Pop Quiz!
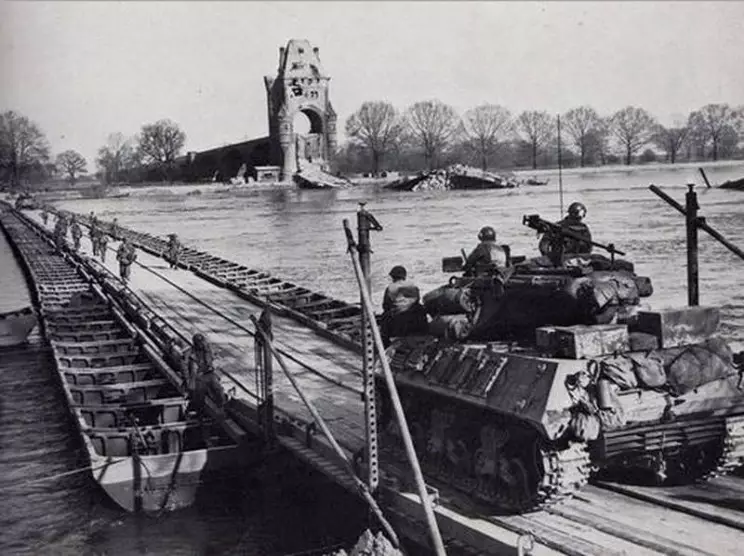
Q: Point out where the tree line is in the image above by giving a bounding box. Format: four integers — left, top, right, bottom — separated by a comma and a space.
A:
340, 101, 744, 175
0, 111, 185, 188
2, 101, 742, 188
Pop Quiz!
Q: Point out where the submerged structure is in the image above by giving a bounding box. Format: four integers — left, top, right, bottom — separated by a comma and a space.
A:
377, 212, 744, 513
387, 165, 520, 192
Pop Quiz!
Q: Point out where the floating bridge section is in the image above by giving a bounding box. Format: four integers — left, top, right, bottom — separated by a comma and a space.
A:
6, 203, 744, 555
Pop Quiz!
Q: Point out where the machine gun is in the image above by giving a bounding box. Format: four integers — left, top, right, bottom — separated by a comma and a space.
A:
522, 214, 625, 265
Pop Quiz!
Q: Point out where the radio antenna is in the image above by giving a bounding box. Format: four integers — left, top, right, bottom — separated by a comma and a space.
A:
557, 114, 564, 218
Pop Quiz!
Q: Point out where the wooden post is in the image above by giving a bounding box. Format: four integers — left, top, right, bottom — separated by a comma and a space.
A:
685, 184, 699, 306
254, 309, 274, 441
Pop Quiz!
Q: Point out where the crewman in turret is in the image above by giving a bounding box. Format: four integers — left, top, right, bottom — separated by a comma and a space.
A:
166, 233, 182, 269
380, 265, 428, 347
70, 218, 83, 251
116, 238, 137, 282
539, 202, 593, 257
463, 226, 508, 277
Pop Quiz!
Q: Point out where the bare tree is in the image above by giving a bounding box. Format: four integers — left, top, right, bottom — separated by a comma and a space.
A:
56, 150, 87, 184
652, 124, 689, 164
610, 106, 656, 165
461, 104, 512, 171
345, 101, 403, 176
517, 110, 554, 170
562, 106, 602, 167
0, 110, 50, 188
688, 104, 740, 161
96, 132, 139, 183
404, 100, 460, 170
137, 119, 186, 180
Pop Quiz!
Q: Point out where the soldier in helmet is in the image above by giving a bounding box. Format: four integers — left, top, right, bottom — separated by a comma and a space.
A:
463, 226, 508, 277
559, 202, 592, 254
380, 265, 428, 347
539, 201, 593, 258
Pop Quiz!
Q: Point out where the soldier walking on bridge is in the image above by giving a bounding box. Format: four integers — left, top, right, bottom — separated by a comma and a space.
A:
116, 238, 137, 282
98, 230, 109, 263
41, 207, 49, 226
70, 218, 83, 251
110, 218, 121, 241
185, 333, 227, 446
166, 233, 182, 269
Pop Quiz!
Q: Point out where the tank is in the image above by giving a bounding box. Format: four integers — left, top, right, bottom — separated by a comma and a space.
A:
376, 214, 744, 514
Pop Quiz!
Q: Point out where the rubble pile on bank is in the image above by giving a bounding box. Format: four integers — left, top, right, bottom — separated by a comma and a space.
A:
294, 163, 353, 189
326, 529, 403, 556
387, 164, 520, 192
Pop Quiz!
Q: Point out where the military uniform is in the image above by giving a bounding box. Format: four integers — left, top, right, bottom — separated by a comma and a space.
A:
463, 240, 508, 276
116, 241, 137, 282
381, 277, 428, 346
166, 235, 181, 269
70, 222, 82, 251
558, 215, 592, 254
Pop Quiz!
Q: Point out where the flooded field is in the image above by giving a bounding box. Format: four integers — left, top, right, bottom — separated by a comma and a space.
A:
5, 161, 744, 555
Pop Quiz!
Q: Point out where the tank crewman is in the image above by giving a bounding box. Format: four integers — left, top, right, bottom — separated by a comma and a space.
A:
559, 202, 592, 254
98, 229, 109, 263
381, 265, 428, 347
166, 233, 182, 269
116, 238, 137, 282
70, 219, 83, 251
538, 202, 593, 258
463, 226, 508, 277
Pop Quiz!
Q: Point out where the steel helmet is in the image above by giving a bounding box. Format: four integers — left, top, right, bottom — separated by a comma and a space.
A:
568, 202, 587, 219
389, 265, 407, 280
478, 226, 496, 241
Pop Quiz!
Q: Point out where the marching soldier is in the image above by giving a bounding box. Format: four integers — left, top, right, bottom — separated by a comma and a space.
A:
166, 233, 182, 269
98, 230, 109, 263
70, 218, 83, 251
110, 218, 121, 241
116, 238, 137, 282
41, 207, 49, 226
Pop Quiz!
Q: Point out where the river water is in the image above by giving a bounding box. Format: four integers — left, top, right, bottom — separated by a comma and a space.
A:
4, 161, 744, 555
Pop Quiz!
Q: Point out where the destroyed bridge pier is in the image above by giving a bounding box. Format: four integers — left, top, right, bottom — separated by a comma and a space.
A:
2, 198, 744, 556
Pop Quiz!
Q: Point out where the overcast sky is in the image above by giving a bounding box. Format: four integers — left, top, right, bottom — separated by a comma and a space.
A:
2, 1, 743, 166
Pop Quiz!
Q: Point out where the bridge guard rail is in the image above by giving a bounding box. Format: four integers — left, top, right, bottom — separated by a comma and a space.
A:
649, 184, 744, 306
343, 217, 447, 556
250, 311, 400, 548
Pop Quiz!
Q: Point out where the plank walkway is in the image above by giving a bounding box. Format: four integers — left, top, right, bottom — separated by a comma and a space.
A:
9, 204, 744, 555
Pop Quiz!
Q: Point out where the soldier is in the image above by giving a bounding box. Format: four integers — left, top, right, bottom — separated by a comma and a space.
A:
165, 233, 181, 269
70, 218, 83, 251
41, 207, 49, 226
380, 265, 428, 347
98, 230, 109, 263
539, 202, 593, 257
110, 217, 121, 241
116, 238, 137, 282
463, 226, 508, 277
53, 216, 67, 252
185, 333, 227, 445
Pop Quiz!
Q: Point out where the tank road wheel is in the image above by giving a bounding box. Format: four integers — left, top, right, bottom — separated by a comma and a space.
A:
473, 424, 551, 513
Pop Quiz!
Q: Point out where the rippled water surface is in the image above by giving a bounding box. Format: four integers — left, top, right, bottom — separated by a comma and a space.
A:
5, 162, 744, 555
60, 162, 744, 348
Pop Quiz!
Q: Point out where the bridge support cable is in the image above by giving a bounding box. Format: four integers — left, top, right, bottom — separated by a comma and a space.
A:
249, 312, 400, 548
343, 217, 447, 556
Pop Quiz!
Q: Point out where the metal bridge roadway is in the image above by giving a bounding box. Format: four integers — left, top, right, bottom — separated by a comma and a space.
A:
10, 206, 744, 556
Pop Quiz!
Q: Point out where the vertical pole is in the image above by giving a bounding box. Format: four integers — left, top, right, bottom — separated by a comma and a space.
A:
357, 202, 379, 494
686, 183, 699, 306
260, 310, 274, 441
557, 114, 564, 218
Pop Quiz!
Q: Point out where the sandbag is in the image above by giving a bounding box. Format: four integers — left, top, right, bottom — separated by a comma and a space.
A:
599, 356, 639, 390
423, 285, 476, 316
428, 314, 472, 340
662, 337, 735, 395
570, 411, 601, 441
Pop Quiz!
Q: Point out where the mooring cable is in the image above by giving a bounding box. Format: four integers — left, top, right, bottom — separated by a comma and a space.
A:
0, 459, 129, 492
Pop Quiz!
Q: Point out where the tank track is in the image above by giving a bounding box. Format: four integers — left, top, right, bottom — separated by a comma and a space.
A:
377, 387, 591, 513
700, 414, 744, 481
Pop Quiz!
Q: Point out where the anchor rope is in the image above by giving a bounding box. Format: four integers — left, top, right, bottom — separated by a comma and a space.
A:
0, 459, 128, 492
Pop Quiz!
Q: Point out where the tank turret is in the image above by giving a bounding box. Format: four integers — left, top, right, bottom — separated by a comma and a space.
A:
376, 213, 744, 514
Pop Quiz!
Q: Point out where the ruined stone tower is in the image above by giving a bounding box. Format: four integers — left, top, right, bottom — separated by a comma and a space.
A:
265, 39, 338, 181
